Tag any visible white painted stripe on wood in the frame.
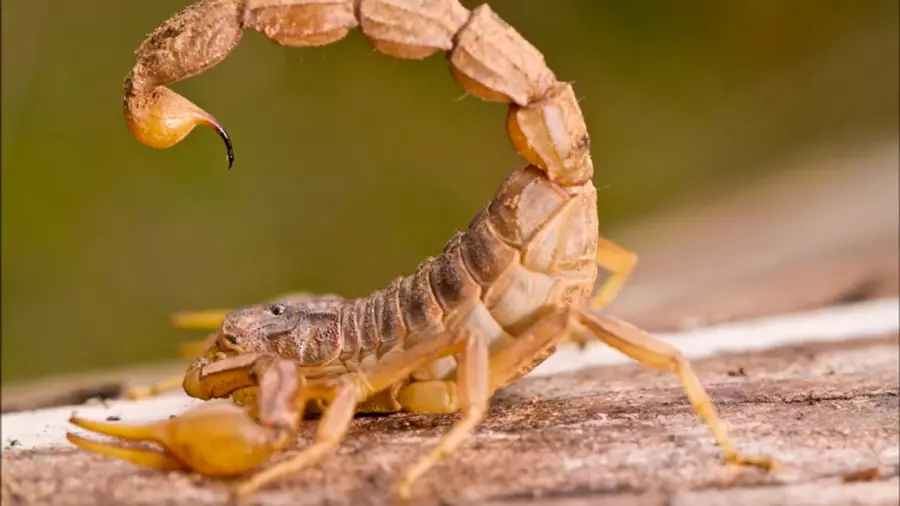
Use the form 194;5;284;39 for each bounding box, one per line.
530;297;900;377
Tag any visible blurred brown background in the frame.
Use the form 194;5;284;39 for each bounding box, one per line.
2;0;898;382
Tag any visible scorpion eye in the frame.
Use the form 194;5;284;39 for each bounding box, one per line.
266;304;285;316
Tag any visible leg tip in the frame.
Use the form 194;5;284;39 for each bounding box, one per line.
761;457;782;472
394;481;413;503
727;453;780;472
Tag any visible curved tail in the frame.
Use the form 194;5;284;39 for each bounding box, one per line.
122;0;593;184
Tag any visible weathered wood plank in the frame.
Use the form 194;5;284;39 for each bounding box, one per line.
3;333;897;506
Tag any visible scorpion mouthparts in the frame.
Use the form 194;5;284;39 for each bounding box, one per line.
182;366;214;400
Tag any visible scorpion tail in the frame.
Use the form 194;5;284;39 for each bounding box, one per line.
123;83;234;168
123;0;244;168
506;82;594;187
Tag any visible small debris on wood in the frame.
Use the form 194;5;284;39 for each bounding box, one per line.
843;466;882;483
727;367;748;377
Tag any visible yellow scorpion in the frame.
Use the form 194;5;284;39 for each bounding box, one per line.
68;0;777;500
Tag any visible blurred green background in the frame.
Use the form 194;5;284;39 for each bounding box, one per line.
2;0;897;382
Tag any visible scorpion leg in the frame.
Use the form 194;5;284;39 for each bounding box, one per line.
395;331;489;499
169;309;233;330
232;375;358;498
491;307;777;467
124;375;186;400
565;236;637;348
177;334;220;357
231;328;474;498
395;307;777;499
125;333;219;400
589;235;639;311
570;309;776;470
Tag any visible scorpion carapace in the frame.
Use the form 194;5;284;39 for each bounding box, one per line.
68;0;778;500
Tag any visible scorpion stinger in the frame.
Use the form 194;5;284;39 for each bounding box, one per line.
121;0;242;167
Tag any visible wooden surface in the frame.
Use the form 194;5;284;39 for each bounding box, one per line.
3;333;898;506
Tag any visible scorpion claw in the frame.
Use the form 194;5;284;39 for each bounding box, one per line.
67;403;290;477
65;432;186;471
69;414;161;441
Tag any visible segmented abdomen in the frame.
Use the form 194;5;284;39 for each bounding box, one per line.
337;166;598;371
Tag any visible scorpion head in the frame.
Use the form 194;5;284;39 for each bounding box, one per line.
182;300;344;400
217;302;306;355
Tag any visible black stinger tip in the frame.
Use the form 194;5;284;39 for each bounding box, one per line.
211;122;234;170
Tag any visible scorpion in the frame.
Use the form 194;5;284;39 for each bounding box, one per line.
67;0;777;500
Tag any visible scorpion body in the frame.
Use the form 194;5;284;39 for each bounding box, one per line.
68;0;777;500
183;164;599;413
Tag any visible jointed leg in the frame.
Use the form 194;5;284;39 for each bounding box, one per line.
169;310;232;330
235;351;468;497
229;329;473;497
177;334;219;357
233;376;358;498
493;307;774;468
392;313;587;499
214;326;476;497
125;375;186;400
574;311;775;469
396;332;490;499
589;234;638;311
564;235;637;349
484;306;776;470
125;333;219;400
